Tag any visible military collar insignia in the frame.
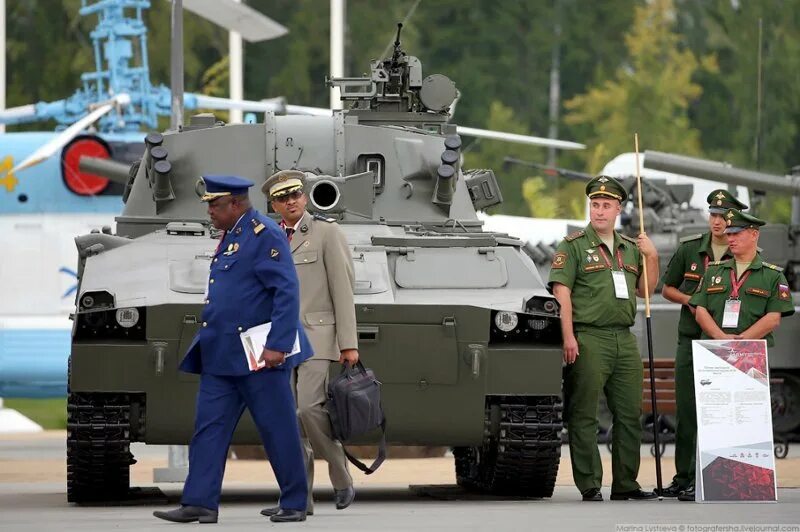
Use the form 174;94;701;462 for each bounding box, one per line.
235;226;242;235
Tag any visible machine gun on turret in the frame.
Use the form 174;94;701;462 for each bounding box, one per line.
644;151;800;290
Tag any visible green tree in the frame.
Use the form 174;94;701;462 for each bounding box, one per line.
564;0;717;172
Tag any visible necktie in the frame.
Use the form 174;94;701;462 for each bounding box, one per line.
285;227;295;242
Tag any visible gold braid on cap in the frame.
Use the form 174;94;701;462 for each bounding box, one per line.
588;190;622;201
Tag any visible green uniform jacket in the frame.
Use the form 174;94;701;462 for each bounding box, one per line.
660;232;733;338
688;254;795;346
548;224;643;328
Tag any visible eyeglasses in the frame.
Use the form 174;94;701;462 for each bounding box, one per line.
273;190;303;203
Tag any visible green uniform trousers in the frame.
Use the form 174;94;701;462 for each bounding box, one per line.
566;326;643;493
672;336;696;489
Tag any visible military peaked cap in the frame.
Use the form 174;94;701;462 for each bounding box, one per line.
585;175;627;203
723;208;765;233
707;189;748;214
200;175;254;202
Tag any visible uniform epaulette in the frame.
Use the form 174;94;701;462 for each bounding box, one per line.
763;261;784;272
565;230;584;242
679;233;703;243
312;213;335;223
251;218;265;235
619;233;637;243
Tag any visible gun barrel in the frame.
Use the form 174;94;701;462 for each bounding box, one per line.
79;156;131;186
644;150;800;195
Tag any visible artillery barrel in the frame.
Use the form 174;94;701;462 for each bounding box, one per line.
644;151;800;196
79;156;131;186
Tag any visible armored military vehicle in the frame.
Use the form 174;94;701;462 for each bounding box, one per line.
67;31;564;502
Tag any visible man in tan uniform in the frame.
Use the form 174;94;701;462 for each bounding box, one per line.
260;170;359;516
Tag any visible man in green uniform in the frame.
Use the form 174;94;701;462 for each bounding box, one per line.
685;208;795;501
658;189;748;499
548;175;659;502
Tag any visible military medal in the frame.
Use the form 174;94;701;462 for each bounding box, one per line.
233;242;239;252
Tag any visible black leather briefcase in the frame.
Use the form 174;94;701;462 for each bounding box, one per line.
326;361;386;474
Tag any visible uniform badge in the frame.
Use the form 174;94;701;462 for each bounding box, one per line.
303;240;310;247
233;243;239;252
270;248;280;259
235;227;242;235
598;177;609;183
779;284;791;300
300;225;308;233
715;191;725;200
552;252;567;269
715;276;722;284
690;263;697;271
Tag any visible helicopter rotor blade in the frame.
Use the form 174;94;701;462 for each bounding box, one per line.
185;96;585;149
179;0;288;42
455;126;586;151
0;104;38;125
187;94;334;117
6;95;129;176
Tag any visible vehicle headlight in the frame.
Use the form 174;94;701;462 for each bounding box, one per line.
115;307;140;328
494;311;519;332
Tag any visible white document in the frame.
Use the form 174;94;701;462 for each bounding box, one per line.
240;322;301;371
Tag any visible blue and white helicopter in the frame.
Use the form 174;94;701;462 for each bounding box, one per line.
0;0;586;404
0;0;296;400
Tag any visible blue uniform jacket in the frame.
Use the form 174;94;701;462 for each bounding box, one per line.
180;208;313;376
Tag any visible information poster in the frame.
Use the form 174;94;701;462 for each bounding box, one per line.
692;339;777;502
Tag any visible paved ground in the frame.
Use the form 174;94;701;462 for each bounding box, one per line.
1;432;799;531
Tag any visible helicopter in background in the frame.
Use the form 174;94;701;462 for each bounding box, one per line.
0;0;292;401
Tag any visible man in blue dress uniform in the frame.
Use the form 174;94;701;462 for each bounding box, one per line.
153;175;312;524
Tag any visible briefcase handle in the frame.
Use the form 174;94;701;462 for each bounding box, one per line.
341;360;369;378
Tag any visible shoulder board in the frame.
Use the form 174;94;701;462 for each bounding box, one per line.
619;233;637;244
564;230;584;242
251;218;265;235
312;213;335;223
679;233;703;243
763;262;784;272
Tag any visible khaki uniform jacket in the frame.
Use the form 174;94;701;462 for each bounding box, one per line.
290;211;358;360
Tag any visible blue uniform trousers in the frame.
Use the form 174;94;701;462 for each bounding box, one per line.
181;368;308;511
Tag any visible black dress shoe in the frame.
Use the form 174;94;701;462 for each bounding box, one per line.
581;487;603;501
153;505;218;523
269;509;307;523
610;488;658;501
260;505;313;517
656;482;685;498
334;486;355;510
678;486;696;502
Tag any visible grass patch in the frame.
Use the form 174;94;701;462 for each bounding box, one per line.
3;398;67;430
